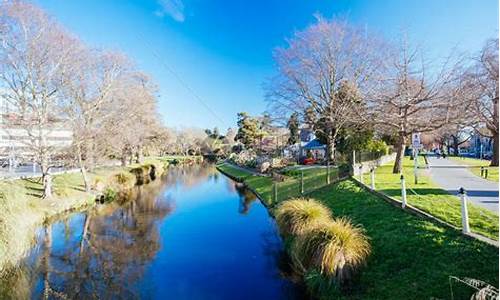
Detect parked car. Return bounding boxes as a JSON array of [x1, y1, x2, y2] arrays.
[[301, 157, 316, 165]]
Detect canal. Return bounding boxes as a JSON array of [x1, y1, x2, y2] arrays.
[[0, 164, 306, 299]]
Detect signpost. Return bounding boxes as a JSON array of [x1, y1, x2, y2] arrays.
[[412, 133, 421, 184]]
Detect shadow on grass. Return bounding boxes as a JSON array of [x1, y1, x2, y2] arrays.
[[380, 188, 499, 199], [379, 187, 452, 197], [309, 180, 499, 300]]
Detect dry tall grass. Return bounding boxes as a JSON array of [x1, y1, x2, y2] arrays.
[[291, 217, 371, 284], [0, 182, 41, 274], [274, 198, 332, 237]]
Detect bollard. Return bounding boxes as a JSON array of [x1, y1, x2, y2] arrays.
[[485, 168, 489, 179], [359, 165, 363, 184], [300, 170, 304, 194], [370, 168, 375, 190], [459, 187, 470, 234], [400, 174, 407, 208], [480, 166, 484, 177]]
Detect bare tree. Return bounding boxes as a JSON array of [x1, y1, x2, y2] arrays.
[[63, 48, 131, 191], [369, 39, 463, 173], [99, 71, 160, 166], [0, 1, 80, 197], [266, 17, 384, 162], [463, 38, 499, 166]]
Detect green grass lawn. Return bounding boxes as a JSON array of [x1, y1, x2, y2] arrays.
[[216, 162, 499, 299], [362, 157, 498, 240], [449, 156, 499, 182], [217, 163, 339, 205]]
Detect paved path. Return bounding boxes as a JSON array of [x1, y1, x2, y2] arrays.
[[427, 156, 499, 212]]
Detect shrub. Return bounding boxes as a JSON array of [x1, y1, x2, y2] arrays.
[[291, 217, 371, 285], [102, 187, 117, 202], [111, 171, 136, 189], [275, 198, 332, 237], [366, 139, 389, 156]]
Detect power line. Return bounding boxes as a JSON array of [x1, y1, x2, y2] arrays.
[[136, 34, 228, 128]]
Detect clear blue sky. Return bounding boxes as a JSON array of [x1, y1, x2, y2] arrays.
[[36, 0, 498, 130]]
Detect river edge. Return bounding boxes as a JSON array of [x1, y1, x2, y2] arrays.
[[0, 157, 202, 274], [215, 162, 499, 299]]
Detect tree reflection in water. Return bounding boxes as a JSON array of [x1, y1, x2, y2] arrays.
[[234, 182, 257, 215], [0, 164, 307, 299], [36, 179, 174, 299]]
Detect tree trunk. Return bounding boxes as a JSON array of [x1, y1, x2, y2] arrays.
[[392, 133, 406, 174], [452, 136, 459, 156], [491, 133, 499, 166], [77, 145, 91, 192], [40, 157, 52, 198], [42, 173, 52, 199], [121, 147, 128, 166], [135, 146, 144, 164], [325, 134, 336, 164]]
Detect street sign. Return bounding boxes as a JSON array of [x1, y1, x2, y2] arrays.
[[412, 133, 421, 149]]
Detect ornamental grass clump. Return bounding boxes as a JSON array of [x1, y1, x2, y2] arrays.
[[111, 171, 136, 190], [275, 198, 332, 237], [291, 217, 371, 285]]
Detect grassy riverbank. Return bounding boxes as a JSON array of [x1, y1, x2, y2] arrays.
[[448, 156, 499, 182], [361, 157, 498, 240], [216, 162, 499, 300], [0, 157, 182, 273]]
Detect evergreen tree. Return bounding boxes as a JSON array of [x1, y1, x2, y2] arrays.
[[235, 112, 260, 149]]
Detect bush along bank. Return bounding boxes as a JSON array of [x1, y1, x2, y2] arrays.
[[275, 198, 371, 297], [0, 158, 170, 274], [94, 160, 169, 203], [216, 162, 499, 299]]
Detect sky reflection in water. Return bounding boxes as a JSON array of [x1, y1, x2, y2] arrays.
[[1, 164, 306, 299]]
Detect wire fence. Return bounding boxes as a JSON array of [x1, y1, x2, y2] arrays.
[[269, 165, 345, 203]]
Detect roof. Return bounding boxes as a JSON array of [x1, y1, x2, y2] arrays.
[[303, 139, 326, 150]]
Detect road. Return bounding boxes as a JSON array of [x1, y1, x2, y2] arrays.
[[0, 163, 70, 179], [427, 156, 499, 212]]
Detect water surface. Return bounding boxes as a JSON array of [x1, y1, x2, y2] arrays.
[[1, 164, 306, 299]]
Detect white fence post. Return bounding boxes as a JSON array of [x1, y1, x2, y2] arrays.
[[400, 174, 407, 208], [300, 170, 304, 194], [370, 168, 375, 190], [459, 187, 470, 234]]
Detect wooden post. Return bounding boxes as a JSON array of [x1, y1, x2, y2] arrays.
[[370, 168, 375, 190], [352, 150, 356, 176], [485, 168, 489, 179], [459, 187, 470, 234], [401, 174, 407, 208], [273, 182, 278, 203], [359, 165, 363, 184]]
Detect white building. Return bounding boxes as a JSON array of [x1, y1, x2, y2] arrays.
[[0, 90, 73, 160]]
